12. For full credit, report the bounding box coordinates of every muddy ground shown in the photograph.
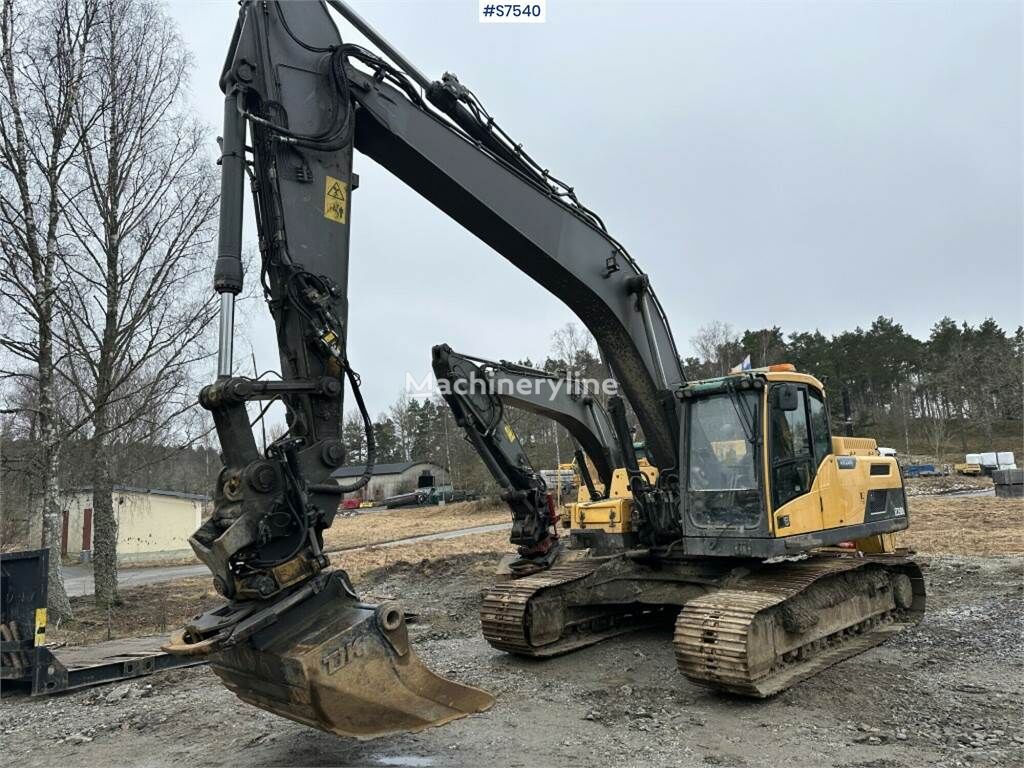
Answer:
[45,492,1023,647]
[44,531,508,646]
[2,548,1022,768]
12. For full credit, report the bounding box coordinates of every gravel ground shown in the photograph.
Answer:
[903,476,994,497]
[2,552,1021,768]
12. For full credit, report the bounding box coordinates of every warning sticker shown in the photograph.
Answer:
[324,175,348,224]
[504,423,518,443]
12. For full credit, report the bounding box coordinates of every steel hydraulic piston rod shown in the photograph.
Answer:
[213,94,246,378]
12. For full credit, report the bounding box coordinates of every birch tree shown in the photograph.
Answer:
[57,0,217,605]
[0,0,98,619]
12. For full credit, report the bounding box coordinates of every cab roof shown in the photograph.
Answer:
[682,367,825,394]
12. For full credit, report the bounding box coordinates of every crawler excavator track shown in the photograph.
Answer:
[481,559,674,657]
[482,552,925,698]
[673,555,925,697]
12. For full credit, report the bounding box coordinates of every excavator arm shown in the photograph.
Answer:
[431,344,621,567]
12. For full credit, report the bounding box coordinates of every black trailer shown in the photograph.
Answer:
[1,548,204,695]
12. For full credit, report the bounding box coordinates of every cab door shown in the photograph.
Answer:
[769,383,823,535]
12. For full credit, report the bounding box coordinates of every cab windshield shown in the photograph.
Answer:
[688,392,758,491]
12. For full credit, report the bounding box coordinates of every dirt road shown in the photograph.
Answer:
[3,552,1021,768]
[60,522,511,597]
[63,564,209,597]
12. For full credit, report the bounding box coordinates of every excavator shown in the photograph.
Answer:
[166,0,925,740]
[433,347,924,693]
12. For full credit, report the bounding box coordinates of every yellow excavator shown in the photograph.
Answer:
[432,352,923,695]
[167,0,924,739]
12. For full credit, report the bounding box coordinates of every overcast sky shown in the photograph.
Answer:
[166,0,1022,418]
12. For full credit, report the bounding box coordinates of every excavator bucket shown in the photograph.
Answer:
[166,572,493,739]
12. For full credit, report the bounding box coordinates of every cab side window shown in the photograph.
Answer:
[770,386,813,508]
[807,389,831,466]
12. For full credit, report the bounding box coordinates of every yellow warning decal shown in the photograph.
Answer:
[504,424,517,443]
[324,175,348,224]
[34,607,47,646]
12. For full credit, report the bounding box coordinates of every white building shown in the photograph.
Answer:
[56,486,209,564]
[332,461,449,502]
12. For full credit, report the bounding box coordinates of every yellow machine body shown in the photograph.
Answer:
[569,461,657,534]
[566,369,908,555]
[770,435,904,537]
[757,372,907,545]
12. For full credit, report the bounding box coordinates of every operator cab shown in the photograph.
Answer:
[677,365,908,558]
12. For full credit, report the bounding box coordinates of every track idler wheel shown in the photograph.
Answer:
[166,571,493,739]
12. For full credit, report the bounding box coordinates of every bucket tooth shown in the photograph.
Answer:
[167,572,494,739]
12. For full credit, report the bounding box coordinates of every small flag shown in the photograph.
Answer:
[730,355,752,373]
